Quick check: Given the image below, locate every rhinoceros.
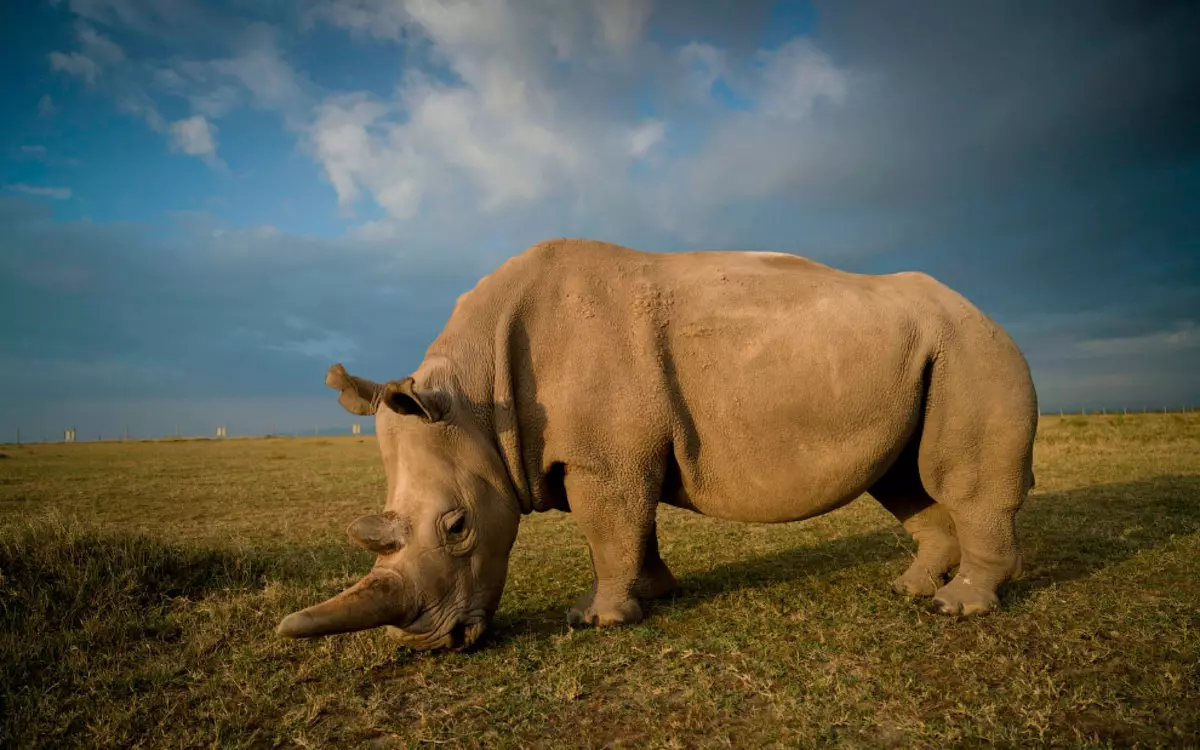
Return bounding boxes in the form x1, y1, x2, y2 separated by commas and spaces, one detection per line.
276, 239, 1038, 650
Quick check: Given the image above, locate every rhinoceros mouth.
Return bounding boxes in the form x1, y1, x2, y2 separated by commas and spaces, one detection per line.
385, 610, 490, 651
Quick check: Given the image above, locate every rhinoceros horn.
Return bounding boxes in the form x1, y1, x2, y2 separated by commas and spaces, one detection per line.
275, 568, 418, 639
346, 512, 406, 554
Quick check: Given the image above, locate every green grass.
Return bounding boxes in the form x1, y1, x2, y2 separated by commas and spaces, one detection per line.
1, 415, 1198, 748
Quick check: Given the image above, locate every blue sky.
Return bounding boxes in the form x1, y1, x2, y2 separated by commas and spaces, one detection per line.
1, 0, 1198, 441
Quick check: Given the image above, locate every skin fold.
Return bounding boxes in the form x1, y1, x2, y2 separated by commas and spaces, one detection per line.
277, 239, 1038, 649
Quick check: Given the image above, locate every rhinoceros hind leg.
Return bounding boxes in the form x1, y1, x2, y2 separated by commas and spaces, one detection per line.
871, 452, 961, 598
930, 505, 1023, 617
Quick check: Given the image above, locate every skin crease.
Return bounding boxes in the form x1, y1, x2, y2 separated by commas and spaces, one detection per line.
277, 239, 1038, 649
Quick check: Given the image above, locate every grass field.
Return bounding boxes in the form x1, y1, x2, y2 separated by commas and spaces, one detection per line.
1, 413, 1198, 748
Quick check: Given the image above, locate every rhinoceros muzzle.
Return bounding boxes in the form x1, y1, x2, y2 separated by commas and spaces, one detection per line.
275, 567, 419, 639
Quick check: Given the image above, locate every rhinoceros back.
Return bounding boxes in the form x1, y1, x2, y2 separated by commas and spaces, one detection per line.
424, 240, 1032, 524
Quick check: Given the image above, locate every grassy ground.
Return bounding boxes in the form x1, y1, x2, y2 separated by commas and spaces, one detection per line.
1, 413, 1197, 748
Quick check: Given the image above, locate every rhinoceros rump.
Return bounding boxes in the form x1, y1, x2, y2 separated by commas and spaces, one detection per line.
277, 239, 1038, 650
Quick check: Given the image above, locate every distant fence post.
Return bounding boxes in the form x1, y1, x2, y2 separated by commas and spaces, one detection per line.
64, 429, 76, 443
216, 426, 227, 438
16, 428, 20, 446
352, 423, 361, 435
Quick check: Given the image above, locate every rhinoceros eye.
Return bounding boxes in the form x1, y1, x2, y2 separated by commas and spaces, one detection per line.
445, 512, 467, 537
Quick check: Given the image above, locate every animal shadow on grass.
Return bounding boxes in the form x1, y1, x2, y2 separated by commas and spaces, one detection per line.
489, 475, 1200, 644
0, 518, 363, 639
1002, 474, 1200, 604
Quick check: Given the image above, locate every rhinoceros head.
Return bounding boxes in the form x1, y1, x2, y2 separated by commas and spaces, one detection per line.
275, 363, 520, 650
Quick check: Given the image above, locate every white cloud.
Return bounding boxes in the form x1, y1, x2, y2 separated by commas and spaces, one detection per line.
7, 184, 73, 200
169, 115, 223, 167
756, 38, 848, 120
293, 0, 854, 241
20, 145, 48, 159
65, 0, 217, 38
1076, 321, 1199, 358
212, 31, 310, 118
45, 0, 856, 242
48, 22, 125, 86
628, 120, 665, 159
49, 51, 101, 84
269, 316, 358, 362
75, 21, 126, 64
302, 0, 410, 40
594, 0, 651, 57
153, 65, 242, 118
308, 94, 390, 214
116, 87, 168, 132
678, 42, 728, 101
301, 0, 680, 228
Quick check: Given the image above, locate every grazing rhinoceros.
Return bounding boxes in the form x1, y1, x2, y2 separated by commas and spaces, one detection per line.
276, 239, 1037, 650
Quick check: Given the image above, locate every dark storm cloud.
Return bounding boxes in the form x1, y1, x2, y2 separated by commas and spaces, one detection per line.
807, 0, 1200, 200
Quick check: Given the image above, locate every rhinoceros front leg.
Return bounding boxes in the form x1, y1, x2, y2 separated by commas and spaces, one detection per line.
564, 470, 668, 628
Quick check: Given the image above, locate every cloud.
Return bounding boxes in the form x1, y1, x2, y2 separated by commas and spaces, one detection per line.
628, 120, 665, 159
268, 316, 359, 362
47, 21, 125, 86
19, 145, 48, 159
301, 0, 693, 233
44, 10, 304, 166
38, 95, 58, 117
64, 0, 222, 39
595, 0, 651, 57
677, 42, 728, 101
74, 21, 125, 64
1076, 321, 1199, 358
49, 51, 101, 84
6, 184, 72, 200
169, 115, 222, 167
210, 26, 312, 119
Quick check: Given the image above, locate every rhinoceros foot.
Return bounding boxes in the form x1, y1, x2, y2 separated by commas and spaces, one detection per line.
891, 569, 945, 598
567, 594, 644, 629
930, 576, 1001, 617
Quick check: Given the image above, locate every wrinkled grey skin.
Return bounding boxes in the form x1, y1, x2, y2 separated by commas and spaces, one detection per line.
277, 239, 1038, 651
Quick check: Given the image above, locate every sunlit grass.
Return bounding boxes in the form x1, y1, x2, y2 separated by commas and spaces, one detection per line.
1, 414, 1198, 747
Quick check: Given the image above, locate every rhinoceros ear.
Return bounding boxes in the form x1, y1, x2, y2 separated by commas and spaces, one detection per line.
382, 378, 451, 423
325, 363, 384, 416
